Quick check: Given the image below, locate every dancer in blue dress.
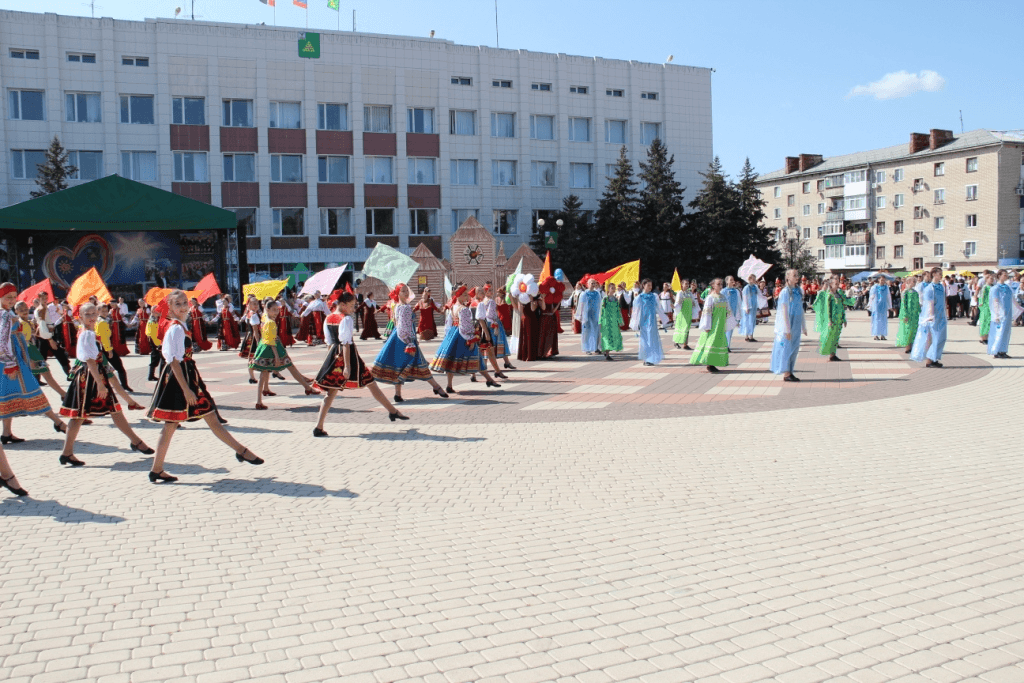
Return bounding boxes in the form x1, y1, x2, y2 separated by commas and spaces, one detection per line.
769, 269, 806, 381
740, 275, 760, 342
430, 286, 500, 394
371, 283, 450, 402
723, 276, 742, 350
868, 277, 893, 340
576, 279, 603, 355
910, 267, 948, 368
630, 279, 664, 366
987, 269, 1016, 359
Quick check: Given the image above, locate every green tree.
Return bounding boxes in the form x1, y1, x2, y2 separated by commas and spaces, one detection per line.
687, 156, 743, 282
30, 136, 77, 198
779, 231, 819, 279
591, 146, 641, 271
637, 139, 687, 282
735, 158, 782, 268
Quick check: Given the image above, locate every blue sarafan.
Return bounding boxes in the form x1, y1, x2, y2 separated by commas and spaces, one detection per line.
577, 289, 602, 354
770, 286, 804, 375
868, 283, 892, 337
910, 282, 948, 363
987, 282, 1014, 356
632, 292, 664, 365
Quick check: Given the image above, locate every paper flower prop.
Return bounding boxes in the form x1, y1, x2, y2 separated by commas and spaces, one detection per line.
540, 276, 565, 305
512, 273, 538, 304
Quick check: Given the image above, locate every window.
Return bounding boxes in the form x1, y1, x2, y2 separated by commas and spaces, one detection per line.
844, 195, 866, 210
569, 86, 588, 94
842, 170, 866, 184
173, 152, 209, 182
363, 105, 392, 133
964, 241, 977, 256
408, 157, 436, 184
894, 168, 904, 182
233, 208, 257, 236
530, 115, 554, 140
934, 162, 944, 176
934, 243, 944, 257
492, 160, 517, 186
894, 245, 904, 258
817, 179, 825, 191
121, 57, 149, 67
606, 89, 624, 97
270, 154, 303, 183
317, 156, 349, 183
913, 178, 925, 192
817, 226, 823, 238
641, 122, 661, 145
531, 83, 551, 92
364, 156, 394, 184
269, 101, 302, 129
8, 90, 44, 121
802, 204, 810, 216
966, 214, 977, 228
876, 246, 885, 260
451, 76, 472, 86
641, 92, 658, 100
773, 187, 781, 198
933, 188, 945, 204
817, 203, 825, 214
224, 154, 256, 182
934, 216, 945, 230
449, 110, 475, 135
966, 157, 978, 173
605, 120, 627, 144
787, 217, 796, 228
67, 53, 96, 64
913, 257, 924, 270
317, 103, 348, 131
773, 208, 781, 219
410, 209, 437, 235
876, 222, 885, 235
223, 99, 253, 127
493, 209, 517, 234
894, 193, 904, 208
787, 195, 795, 207
407, 108, 434, 134
10, 149, 46, 179
490, 112, 515, 138
875, 171, 885, 184
845, 245, 867, 258
10, 49, 40, 60
366, 208, 394, 235
172, 97, 205, 125
965, 184, 978, 201
802, 227, 811, 239
894, 220, 904, 234
802, 182, 811, 194
68, 151, 102, 180
119, 95, 154, 124
320, 208, 351, 235
876, 196, 887, 209
570, 163, 592, 189
451, 209, 478, 231
822, 222, 843, 236
913, 231, 924, 245
568, 117, 591, 142
450, 159, 477, 185
605, 164, 616, 181
492, 80, 512, 88
823, 244, 842, 260
120, 151, 157, 181
818, 249, 825, 261
66, 92, 101, 123
272, 208, 304, 236
532, 161, 556, 187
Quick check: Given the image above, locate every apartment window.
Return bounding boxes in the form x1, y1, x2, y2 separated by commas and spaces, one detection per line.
450, 159, 477, 185
787, 217, 796, 228
173, 152, 209, 182
408, 157, 436, 184
641, 92, 658, 100
451, 209, 478, 231
366, 208, 394, 235
875, 171, 885, 184
964, 241, 977, 256
364, 156, 394, 184
822, 222, 844, 236
876, 222, 885, 235
802, 227, 811, 239
773, 186, 781, 198
449, 110, 475, 135
894, 168, 904, 182
570, 163, 592, 189
269, 101, 302, 129
965, 184, 978, 201
876, 246, 885, 260
824, 244, 842, 259
407, 108, 434, 134
817, 249, 825, 260
493, 209, 517, 234
933, 188, 945, 204
67, 53, 96, 63
172, 97, 205, 125
773, 208, 781, 219
234, 208, 257, 236
122, 57, 149, 67
490, 112, 515, 138
68, 151, 102, 180
363, 105, 392, 133
817, 203, 825, 215
817, 226, 823, 238
966, 214, 977, 228
223, 154, 256, 182
270, 154, 303, 183
10, 150, 46, 179
320, 208, 351, 235
876, 196, 887, 209
8, 90, 44, 121
800, 204, 809, 216
605, 119, 627, 144
934, 162, 944, 176
492, 80, 512, 89
531, 83, 551, 91
934, 243, 944, 257
10, 49, 40, 60
913, 178, 925, 192
119, 95, 154, 124
605, 164, 616, 181
913, 257, 924, 269
966, 157, 978, 173
641, 122, 661, 145
569, 117, 591, 142
410, 209, 437, 235
934, 216, 945, 231
802, 182, 811, 194
894, 245, 904, 258
569, 86, 588, 94
845, 195, 866, 210
530, 115, 554, 140
814, 179, 823, 192
120, 151, 157, 181
223, 99, 253, 127
894, 220, 904, 234
787, 195, 795, 207
492, 160, 517, 186
845, 245, 867, 258
530, 161, 557, 187
317, 155, 350, 183
65, 92, 101, 123
272, 208, 304, 236
451, 76, 472, 86
894, 193, 904, 208
317, 103, 348, 131
913, 231, 924, 245
606, 89, 624, 97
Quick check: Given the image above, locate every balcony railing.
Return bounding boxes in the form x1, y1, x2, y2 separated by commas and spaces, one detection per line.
826, 209, 844, 221
823, 174, 845, 189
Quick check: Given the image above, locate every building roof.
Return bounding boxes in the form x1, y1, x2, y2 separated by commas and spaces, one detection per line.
410, 243, 446, 271
507, 244, 545, 275
450, 216, 495, 245
758, 129, 1020, 183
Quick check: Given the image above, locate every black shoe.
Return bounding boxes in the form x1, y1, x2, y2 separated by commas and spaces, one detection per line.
130, 441, 155, 455
643, 362, 654, 366
486, 381, 501, 388
149, 470, 178, 484
446, 387, 457, 394
783, 374, 800, 382
147, 375, 158, 382
470, 375, 478, 382
218, 416, 228, 424
605, 354, 613, 361
236, 449, 264, 465
393, 395, 404, 403
1, 475, 28, 497
683, 345, 692, 351
996, 352, 1011, 359
313, 427, 328, 437
495, 372, 509, 379
388, 411, 409, 421
59, 454, 85, 467
674, 343, 681, 349
707, 365, 720, 373
53, 423, 67, 434
749, 338, 758, 343
904, 347, 912, 354
433, 387, 449, 398
828, 355, 841, 362
124, 386, 135, 393
273, 373, 285, 380
503, 363, 516, 370
0, 435, 24, 445
249, 378, 259, 384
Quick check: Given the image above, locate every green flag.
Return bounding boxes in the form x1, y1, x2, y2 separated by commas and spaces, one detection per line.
363, 243, 419, 290
327, 0, 339, 9
298, 32, 320, 59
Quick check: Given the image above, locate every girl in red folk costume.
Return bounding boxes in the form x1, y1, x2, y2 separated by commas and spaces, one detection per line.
359, 292, 382, 340
252, 301, 318, 410
277, 294, 296, 347
133, 298, 151, 356
147, 291, 261, 482
371, 284, 449, 403
108, 301, 131, 357
188, 297, 212, 352
58, 303, 154, 468
415, 288, 441, 341
239, 298, 261, 384
313, 293, 407, 436
475, 286, 510, 379
430, 287, 500, 394
217, 294, 241, 351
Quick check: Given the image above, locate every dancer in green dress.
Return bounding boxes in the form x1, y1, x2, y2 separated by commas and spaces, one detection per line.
977, 271, 993, 345
690, 278, 733, 373
818, 278, 845, 361
895, 276, 921, 353
600, 282, 623, 360
672, 279, 698, 350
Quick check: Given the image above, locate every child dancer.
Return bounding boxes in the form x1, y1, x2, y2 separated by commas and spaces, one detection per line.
252, 300, 318, 410
430, 287, 500, 394
371, 284, 450, 403
17, 301, 66, 400
239, 298, 261, 384
600, 281, 624, 361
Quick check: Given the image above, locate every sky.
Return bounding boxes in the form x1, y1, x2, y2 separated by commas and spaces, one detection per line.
5, 0, 1021, 181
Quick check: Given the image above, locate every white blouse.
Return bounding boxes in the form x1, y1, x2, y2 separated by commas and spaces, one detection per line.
162, 323, 186, 363
337, 315, 355, 344
76, 329, 101, 362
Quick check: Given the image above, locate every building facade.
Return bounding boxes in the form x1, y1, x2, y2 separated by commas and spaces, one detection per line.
757, 129, 1024, 274
0, 10, 713, 279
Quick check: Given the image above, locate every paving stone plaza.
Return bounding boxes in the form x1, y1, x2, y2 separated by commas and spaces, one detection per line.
2, 315, 1022, 683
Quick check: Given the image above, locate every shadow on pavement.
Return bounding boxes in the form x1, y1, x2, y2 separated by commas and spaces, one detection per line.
0, 497, 126, 523
356, 428, 485, 443
104, 459, 231, 475
188, 477, 359, 499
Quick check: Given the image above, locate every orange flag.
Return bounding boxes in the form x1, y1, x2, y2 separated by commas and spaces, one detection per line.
539, 251, 552, 282
67, 267, 112, 306
192, 273, 221, 304
144, 287, 173, 306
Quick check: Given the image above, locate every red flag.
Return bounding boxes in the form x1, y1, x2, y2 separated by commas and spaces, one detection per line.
293, 0, 306, 6
259, 0, 276, 6
18, 279, 54, 304
192, 273, 221, 304
344, 282, 355, 295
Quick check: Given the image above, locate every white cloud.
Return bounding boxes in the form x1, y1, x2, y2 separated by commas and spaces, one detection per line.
846, 70, 946, 101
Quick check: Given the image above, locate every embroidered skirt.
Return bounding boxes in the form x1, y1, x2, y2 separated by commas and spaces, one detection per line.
59, 361, 121, 418
371, 335, 433, 385
314, 342, 374, 390
148, 358, 218, 422
248, 339, 294, 371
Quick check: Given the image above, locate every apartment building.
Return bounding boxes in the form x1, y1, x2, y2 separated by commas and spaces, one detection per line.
0, 10, 713, 277
757, 128, 1024, 274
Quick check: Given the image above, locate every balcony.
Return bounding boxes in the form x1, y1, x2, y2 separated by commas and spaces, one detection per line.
846, 231, 871, 245
826, 209, 844, 221
824, 186, 845, 199
844, 245, 871, 268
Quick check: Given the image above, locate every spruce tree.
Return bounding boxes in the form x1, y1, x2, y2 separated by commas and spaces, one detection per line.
687, 156, 741, 282
736, 157, 782, 268
550, 194, 591, 279
30, 136, 77, 198
592, 147, 641, 270
637, 139, 686, 282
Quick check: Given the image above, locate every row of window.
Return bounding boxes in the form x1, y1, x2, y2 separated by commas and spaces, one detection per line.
243, 207, 533, 238
9, 48, 144, 65
775, 185, 981, 219
786, 214, 983, 243
819, 242, 978, 261
775, 158, 982, 198
450, 76, 659, 100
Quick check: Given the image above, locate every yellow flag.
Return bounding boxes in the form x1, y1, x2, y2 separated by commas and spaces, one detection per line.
603, 260, 641, 287
243, 279, 289, 300
670, 268, 681, 291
